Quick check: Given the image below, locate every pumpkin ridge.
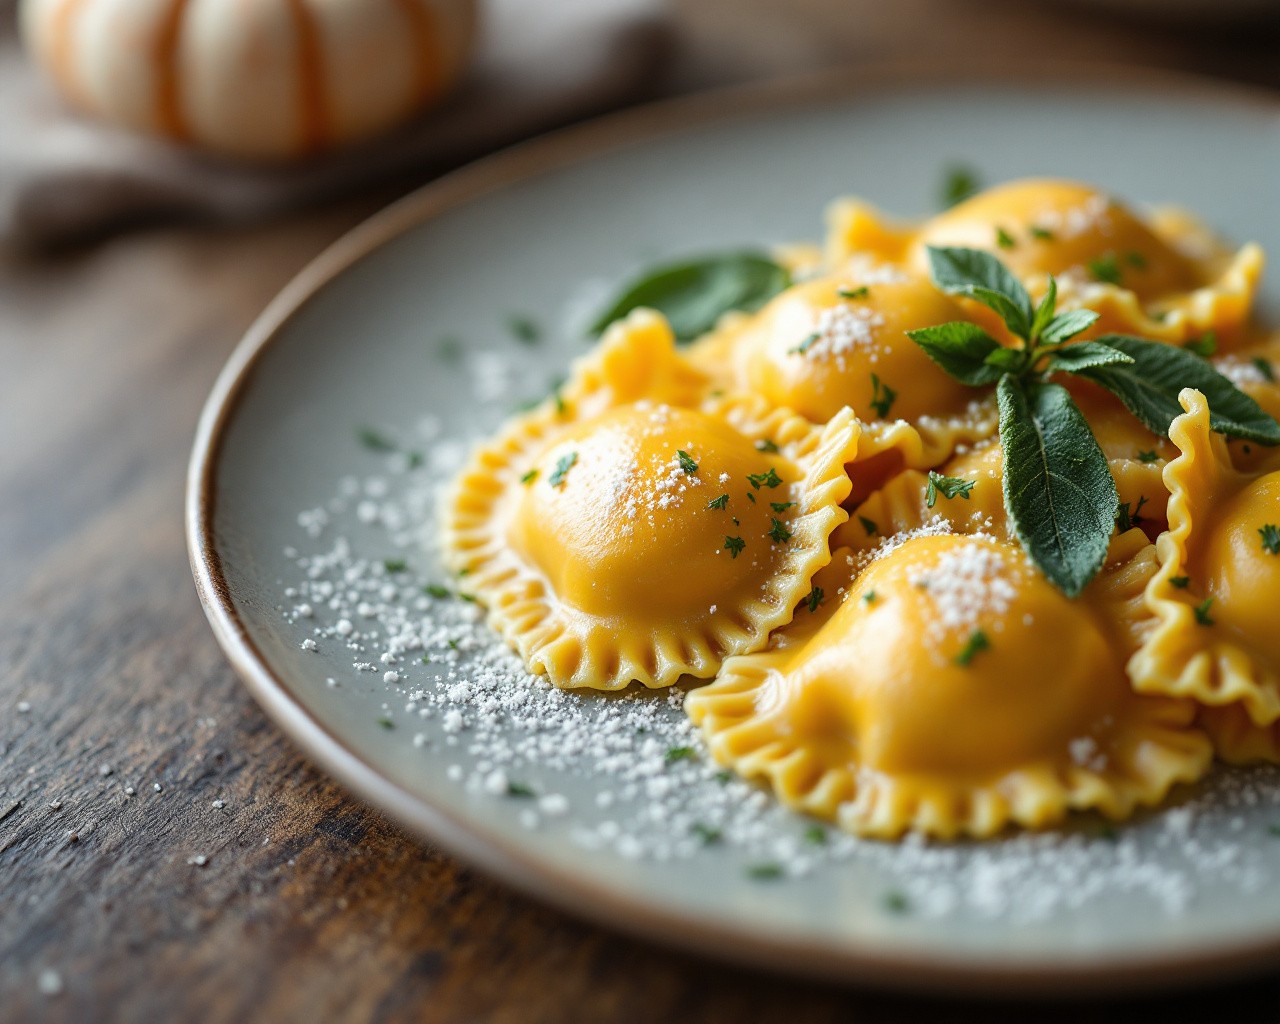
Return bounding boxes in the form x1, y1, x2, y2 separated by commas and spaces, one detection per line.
154, 0, 191, 141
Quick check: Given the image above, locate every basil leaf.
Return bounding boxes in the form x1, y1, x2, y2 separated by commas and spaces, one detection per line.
1044, 342, 1134, 375
1078, 335, 1280, 445
590, 252, 790, 343
1029, 278, 1058, 343
905, 321, 1004, 385
924, 246, 1034, 340
998, 377, 1118, 597
1040, 308, 1100, 346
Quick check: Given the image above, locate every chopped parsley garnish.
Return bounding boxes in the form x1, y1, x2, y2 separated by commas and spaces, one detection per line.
883, 890, 911, 914
747, 468, 783, 490
770, 501, 796, 513
995, 226, 1016, 250
547, 451, 578, 488
1137, 450, 1160, 464
1253, 357, 1276, 382
691, 823, 722, 845
424, 584, 451, 599
382, 558, 407, 573
941, 165, 979, 209
406, 451, 424, 469
747, 862, 784, 881
420, 654, 431, 664
858, 515, 879, 537
457, 592, 478, 604
677, 450, 699, 474
1087, 254, 1122, 285
1125, 250, 1148, 269
357, 427, 397, 453
376, 716, 395, 730
869, 373, 897, 419
1194, 597, 1215, 626
1115, 495, 1149, 533
520, 469, 538, 485
553, 388, 567, 416
707, 494, 730, 510
1095, 824, 1120, 843
804, 586, 824, 613
790, 332, 820, 356
506, 781, 536, 798
724, 535, 745, 558
714, 770, 734, 784
838, 286, 870, 300
768, 518, 793, 544
803, 824, 828, 845
755, 438, 780, 453
954, 629, 990, 667
665, 746, 697, 764
1183, 331, 1217, 358
1260, 524, 1280, 555
925, 470, 976, 508
1029, 225, 1054, 241
447, 638, 460, 650
1170, 575, 1191, 589
507, 314, 540, 344
862, 590, 878, 605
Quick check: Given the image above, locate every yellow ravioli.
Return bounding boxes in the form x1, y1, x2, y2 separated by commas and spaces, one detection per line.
443, 310, 860, 690
1129, 389, 1280, 727
686, 532, 1209, 839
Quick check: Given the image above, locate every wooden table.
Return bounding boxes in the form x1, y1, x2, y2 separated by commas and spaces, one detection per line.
6, 4, 1280, 1020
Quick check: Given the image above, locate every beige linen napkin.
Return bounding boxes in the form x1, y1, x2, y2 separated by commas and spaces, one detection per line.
0, 0, 672, 250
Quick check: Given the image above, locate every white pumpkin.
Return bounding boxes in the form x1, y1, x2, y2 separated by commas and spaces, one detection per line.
19, 0, 477, 161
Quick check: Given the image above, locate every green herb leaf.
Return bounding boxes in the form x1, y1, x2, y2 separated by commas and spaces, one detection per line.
770, 501, 796, 513
520, 469, 538, 485
677, 450, 699, 474
995, 226, 1016, 250
940, 165, 980, 209
1170, 575, 1190, 589
883, 890, 911, 914
724, 536, 746, 558
803, 824, 827, 845
1039, 308, 1101, 346
377, 715, 395, 730
548, 451, 578, 488
768, 518, 793, 544
1194, 597, 1215, 626
998, 377, 1119, 597
506, 781, 536, 798
692, 823, 722, 845
357, 427, 398, 453
382, 559, 408, 574
1183, 331, 1218, 358
1115, 495, 1148, 533
1252, 357, 1275, 383
714, 770, 733, 784
953, 629, 990, 667
1075, 335, 1280, 446
925, 470, 976, 508
1260, 524, 1280, 555
707, 494, 730, 510
1044, 341, 1135, 375
1137, 450, 1160, 464
924, 246, 1034, 340
424, 584, 451, 599
858, 515, 879, 536
747, 862, 784, 881
862, 590, 877, 604
590, 252, 790, 343
1126, 251, 1148, 269
755, 438, 780, 453
870, 373, 897, 419
789, 332, 820, 356
665, 746, 697, 764
1030, 225, 1055, 241
507, 314, 540, 344
804, 586, 823, 613
1029, 277, 1059, 343
905, 321, 1005, 386
838, 286, 870, 300
1088, 254, 1122, 285
746, 468, 783, 490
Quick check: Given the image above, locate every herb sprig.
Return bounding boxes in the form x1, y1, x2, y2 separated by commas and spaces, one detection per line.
906, 246, 1280, 596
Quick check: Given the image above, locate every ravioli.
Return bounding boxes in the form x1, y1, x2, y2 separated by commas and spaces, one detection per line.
686, 532, 1210, 839
443, 310, 860, 690
826, 178, 1263, 347
1130, 389, 1280, 726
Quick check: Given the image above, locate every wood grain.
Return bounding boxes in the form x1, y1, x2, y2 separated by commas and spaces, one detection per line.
6, 6, 1280, 1019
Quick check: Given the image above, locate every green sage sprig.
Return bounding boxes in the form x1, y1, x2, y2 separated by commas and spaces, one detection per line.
907, 246, 1280, 597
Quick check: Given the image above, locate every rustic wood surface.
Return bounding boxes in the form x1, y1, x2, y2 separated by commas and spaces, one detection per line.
6, 2, 1280, 1020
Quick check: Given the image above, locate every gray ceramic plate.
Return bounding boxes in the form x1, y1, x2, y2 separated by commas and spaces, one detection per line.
188, 65, 1280, 995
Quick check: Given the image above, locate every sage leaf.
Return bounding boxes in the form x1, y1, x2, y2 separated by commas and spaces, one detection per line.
1044, 342, 1134, 375
1029, 278, 1058, 342
1077, 335, 1280, 445
1040, 308, 1101, 346
590, 252, 790, 343
924, 246, 1034, 340
905, 321, 1005, 385
998, 377, 1119, 597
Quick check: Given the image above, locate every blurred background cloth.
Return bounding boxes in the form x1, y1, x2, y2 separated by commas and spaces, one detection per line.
3, 0, 1280, 251
0, 0, 672, 250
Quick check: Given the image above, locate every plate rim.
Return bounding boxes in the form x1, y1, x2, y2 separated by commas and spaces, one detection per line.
187, 59, 1280, 996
